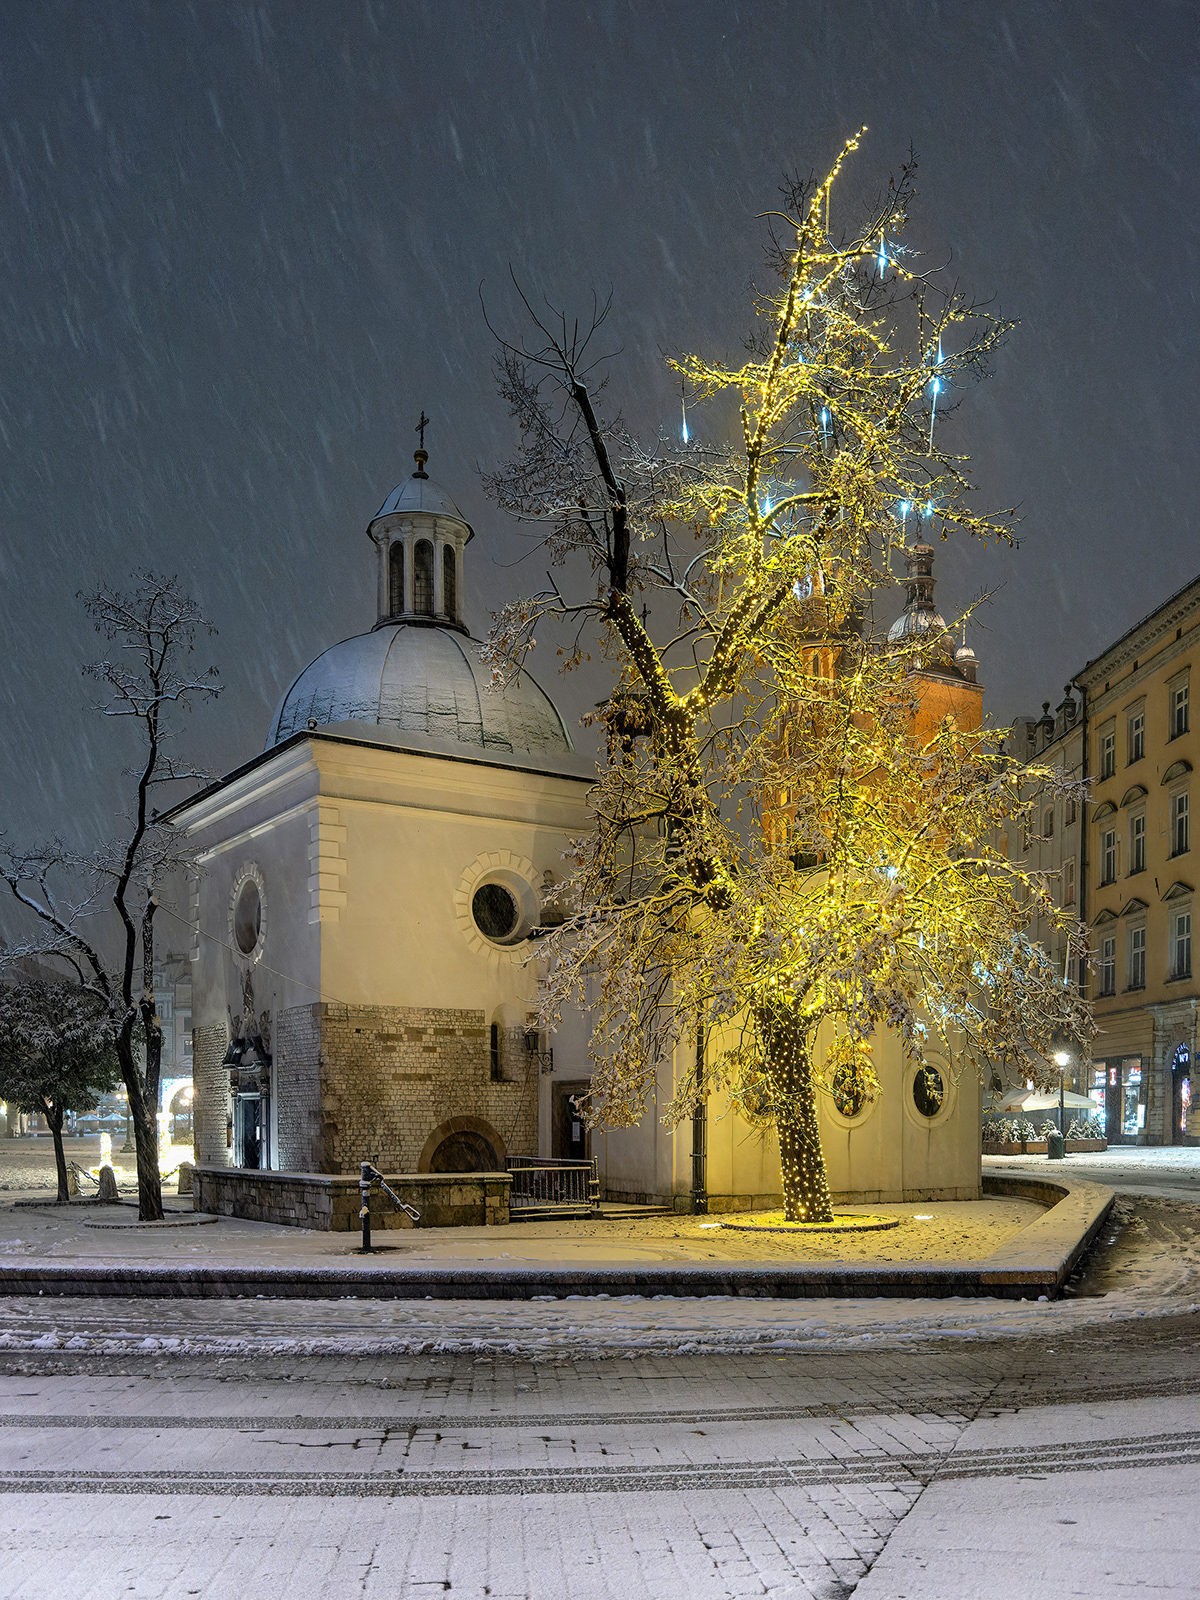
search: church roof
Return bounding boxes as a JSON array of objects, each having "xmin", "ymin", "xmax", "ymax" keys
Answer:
[
  {"xmin": 266, "ymin": 622, "xmax": 573, "ymax": 758},
  {"xmin": 368, "ymin": 473, "xmax": 474, "ymax": 539}
]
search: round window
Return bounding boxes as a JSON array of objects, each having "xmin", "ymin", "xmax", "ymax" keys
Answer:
[
  {"xmin": 912, "ymin": 1065, "xmax": 945, "ymax": 1119},
  {"xmin": 233, "ymin": 879, "xmax": 262, "ymax": 955},
  {"xmin": 472, "ymin": 882, "xmax": 521, "ymax": 942}
]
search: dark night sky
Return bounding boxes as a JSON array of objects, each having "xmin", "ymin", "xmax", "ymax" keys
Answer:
[{"xmin": 2, "ymin": 1, "xmax": 1197, "ymax": 865}]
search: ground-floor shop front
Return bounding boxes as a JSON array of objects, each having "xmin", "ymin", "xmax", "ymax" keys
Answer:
[{"xmin": 1088, "ymin": 997, "xmax": 1197, "ymax": 1146}]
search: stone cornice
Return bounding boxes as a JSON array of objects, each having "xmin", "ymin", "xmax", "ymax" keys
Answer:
[{"xmin": 1076, "ymin": 577, "xmax": 1200, "ymax": 690}]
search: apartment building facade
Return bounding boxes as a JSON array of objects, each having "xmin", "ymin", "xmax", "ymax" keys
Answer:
[
  {"xmin": 1078, "ymin": 574, "xmax": 1199, "ymax": 1145},
  {"xmin": 1007, "ymin": 689, "xmax": 1086, "ymax": 1002}
]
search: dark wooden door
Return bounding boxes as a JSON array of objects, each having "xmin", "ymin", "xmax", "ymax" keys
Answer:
[{"xmin": 552, "ymin": 1081, "xmax": 590, "ymax": 1161}]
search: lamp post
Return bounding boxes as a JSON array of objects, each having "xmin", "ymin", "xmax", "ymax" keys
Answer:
[{"xmin": 1054, "ymin": 1051, "xmax": 1072, "ymax": 1137}]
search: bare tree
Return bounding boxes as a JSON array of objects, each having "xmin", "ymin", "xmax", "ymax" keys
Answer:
[
  {"xmin": 1, "ymin": 574, "xmax": 218, "ymax": 1220},
  {"xmin": 0, "ymin": 979, "xmax": 121, "ymax": 1203},
  {"xmin": 482, "ymin": 133, "xmax": 1091, "ymax": 1221}
]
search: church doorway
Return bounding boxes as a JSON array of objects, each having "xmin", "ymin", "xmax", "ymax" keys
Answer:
[
  {"xmin": 553, "ymin": 1081, "xmax": 591, "ymax": 1162},
  {"xmin": 1171, "ymin": 1044, "xmax": 1195, "ymax": 1146},
  {"xmin": 234, "ymin": 1092, "xmax": 266, "ymax": 1169}
]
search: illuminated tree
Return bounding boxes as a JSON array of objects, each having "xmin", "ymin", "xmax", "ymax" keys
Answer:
[
  {"xmin": 0, "ymin": 979, "xmax": 120, "ymax": 1204},
  {"xmin": 1, "ymin": 575, "xmax": 218, "ymax": 1221},
  {"xmin": 484, "ymin": 132, "xmax": 1091, "ymax": 1221}
]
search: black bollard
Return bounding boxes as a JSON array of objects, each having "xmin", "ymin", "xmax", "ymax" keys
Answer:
[{"xmin": 359, "ymin": 1161, "xmax": 373, "ymax": 1252}]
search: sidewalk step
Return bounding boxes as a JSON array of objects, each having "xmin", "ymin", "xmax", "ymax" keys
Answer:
[{"xmin": 595, "ymin": 1205, "xmax": 674, "ymax": 1219}]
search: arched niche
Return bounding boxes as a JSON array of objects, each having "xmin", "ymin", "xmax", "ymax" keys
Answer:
[{"xmin": 417, "ymin": 1115, "xmax": 506, "ymax": 1174}]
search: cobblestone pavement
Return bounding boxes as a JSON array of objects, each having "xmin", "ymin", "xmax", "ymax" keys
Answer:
[
  {"xmin": 1, "ymin": 1202, "xmax": 1200, "ymax": 1596},
  {"xmin": 1, "ymin": 1317, "xmax": 1199, "ymax": 1597}
]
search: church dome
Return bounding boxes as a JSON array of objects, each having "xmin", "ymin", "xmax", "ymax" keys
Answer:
[
  {"xmin": 266, "ymin": 622, "xmax": 573, "ymax": 757},
  {"xmin": 267, "ymin": 443, "xmax": 574, "ymax": 761},
  {"xmin": 886, "ymin": 605, "xmax": 948, "ymax": 645}
]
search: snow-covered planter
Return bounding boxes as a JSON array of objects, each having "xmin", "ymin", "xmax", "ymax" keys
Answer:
[{"xmin": 983, "ymin": 1137, "xmax": 1106, "ymax": 1155}]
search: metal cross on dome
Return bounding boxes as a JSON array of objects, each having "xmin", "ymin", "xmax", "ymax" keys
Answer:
[{"xmin": 415, "ymin": 410, "xmax": 430, "ymax": 449}]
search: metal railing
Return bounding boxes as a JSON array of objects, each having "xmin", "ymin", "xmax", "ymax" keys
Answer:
[
  {"xmin": 357, "ymin": 1161, "xmax": 421, "ymax": 1252},
  {"xmin": 506, "ymin": 1155, "xmax": 600, "ymax": 1216}
]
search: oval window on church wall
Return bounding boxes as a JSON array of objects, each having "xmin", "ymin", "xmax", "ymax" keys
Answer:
[
  {"xmin": 233, "ymin": 879, "xmax": 262, "ymax": 955},
  {"xmin": 913, "ymin": 1066, "xmax": 944, "ymax": 1118}
]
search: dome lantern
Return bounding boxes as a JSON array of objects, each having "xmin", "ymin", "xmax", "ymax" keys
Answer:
[{"xmin": 367, "ymin": 425, "xmax": 474, "ymax": 634}]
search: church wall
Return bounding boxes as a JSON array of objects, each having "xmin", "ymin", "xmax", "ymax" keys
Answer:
[
  {"xmin": 274, "ymin": 1003, "xmax": 324, "ymax": 1170},
  {"xmin": 193, "ymin": 1023, "xmax": 231, "ymax": 1167},
  {"xmin": 595, "ymin": 1016, "xmax": 982, "ymax": 1209},
  {"xmin": 311, "ymin": 1003, "xmax": 536, "ymax": 1174},
  {"xmin": 592, "ymin": 1042, "xmax": 686, "ymax": 1207},
  {"xmin": 305, "ymin": 741, "xmax": 592, "ymax": 1022},
  {"xmin": 907, "ymin": 672, "xmax": 984, "ymax": 742},
  {"xmin": 176, "ymin": 747, "xmax": 327, "ymax": 1174}
]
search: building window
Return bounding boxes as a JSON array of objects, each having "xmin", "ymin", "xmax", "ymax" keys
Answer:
[
  {"xmin": 233, "ymin": 878, "xmax": 262, "ymax": 955},
  {"xmin": 414, "ymin": 539, "xmax": 434, "ymax": 615},
  {"xmin": 1170, "ymin": 676, "xmax": 1190, "ymax": 739},
  {"xmin": 1128, "ymin": 925, "xmax": 1146, "ymax": 990},
  {"xmin": 1065, "ymin": 798, "xmax": 1076, "ymax": 826},
  {"xmin": 1043, "ymin": 806, "xmax": 1055, "ymax": 838},
  {"xmin": 490, "ymin": 1022, "xmax": 501, "ymax": 1082},
  {"xmin": 1173, "ymin": 911, "xmax": 1193, "ymax": 979},
  {"xmin": 1101, "ymin": 828, "xmax": 1118, "ymax": 885},
  {"xmin": 1171, "ymin": 790, "xmax": 1190, "ymax": 857},
  {"xmin": 1098, "ymin": 937, "xmax": 1116, "ymax": 997},
  {"xmin": 1100, "ymin": 727, "xmax": 1116, "ymax": 779},
  {"xmin": 912, "ymin": 1066, "xmax": 944, "ymax": 1118},
  {"xmin": 1128, "ymin": 708, "xmax": 1145, "ymax": 764},
  {"xmin": 472, "ymin": 881, "xmax": 522, "ymax": 942},
  {"xmin": 443, "ymin": 544, "xmax": 457, "ymax": 620},
  {"xmin": 1130, "ymin": 811, "xmax": 1146, "ymax": 875},
  {"xmin": 1063, "ymin": 857, "xmax": 1076, "ymax": 907},
  {"xmin": 388, "ymin": 542, "xmax": 404, "ymax": 616}
]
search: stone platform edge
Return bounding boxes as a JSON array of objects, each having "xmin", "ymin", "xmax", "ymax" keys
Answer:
[{"xmin": 0, "ymin": 1173, "xmax": 1113, "ymax": 1302}]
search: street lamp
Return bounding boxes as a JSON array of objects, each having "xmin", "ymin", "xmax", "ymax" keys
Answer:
[{"xmin": 1054, "ymin": 1051, "xmax": 1072, "ymax": 1137}]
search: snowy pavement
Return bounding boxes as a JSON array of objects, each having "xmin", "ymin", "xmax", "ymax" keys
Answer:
[
  {"xmin": 1, "ymin": 1154, "xmax": 1199, "ymax": 1594},
  {"xmin": 2, "ymin": 1304, "xmax": 1199, "ymax": 1598},
  {"xmin": 985, "ymin": 1143, "xmax": 1200, "ymax": 1203}
]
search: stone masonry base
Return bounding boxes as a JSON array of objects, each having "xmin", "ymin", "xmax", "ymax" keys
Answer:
[{"xmin": 195, "ymin": 1167, "xmax": 511, "ymax": 1230}]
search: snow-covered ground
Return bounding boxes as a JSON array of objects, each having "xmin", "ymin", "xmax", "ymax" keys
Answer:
[
  {"xmin": 985, "ymin": 1144, "xmax": 1200, "ymax": 1203},
  {"xmin": 2, "ymin": 1291, "xmax": 1198, "ymax": 1599},
  {"xmin": 0, "ymin": 1195, "xmax": 1195, "ymax": 1361},
  {"xmin": 3, "ymin": 1176, "xmax": 1199, "ymax": 1595}
]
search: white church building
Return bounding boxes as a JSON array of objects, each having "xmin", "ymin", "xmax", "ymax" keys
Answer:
[{"xmin": 168, "ymin": 447, "xmax": 980, "ymax": 1223}]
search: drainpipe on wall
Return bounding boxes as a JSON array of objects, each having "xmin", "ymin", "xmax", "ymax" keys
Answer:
[
  {"xmin": 690, "ymin": 1028, "xmax": 707, "ymax": 1214},
  {"xmin": 1075, "ymin": 679, "xmax": 1088, "ymax": 997}
]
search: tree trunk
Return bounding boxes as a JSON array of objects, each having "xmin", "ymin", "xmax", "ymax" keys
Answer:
[
  {"xmin": 131, "ymin": 1097, "xmax": 163, "ymax": 1221},
  {"xmin": 140, "ymin": 899, "xmax": 163, "ymax": 1125},
  {"xmin": 758, "ymin": 1003, "xmax": 835, "ymax": 1224},
  {"xmin": 46, "ymin": 1103, "xmax": 70, "ymax": 1205},
  {"xmin": 116, "ymin": 1032, "xmax": 163, "ymax": 1222}
]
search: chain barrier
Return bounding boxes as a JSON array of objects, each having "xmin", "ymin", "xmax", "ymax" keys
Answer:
[{"xmin": 358, "ymin": 1160, "xmax": 421, "ymax": 1252}]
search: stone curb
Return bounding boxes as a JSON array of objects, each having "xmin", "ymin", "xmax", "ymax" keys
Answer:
[{"xmin": 0, "ymin": 1173, "xmax": 1113, "ymax": 1303}]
